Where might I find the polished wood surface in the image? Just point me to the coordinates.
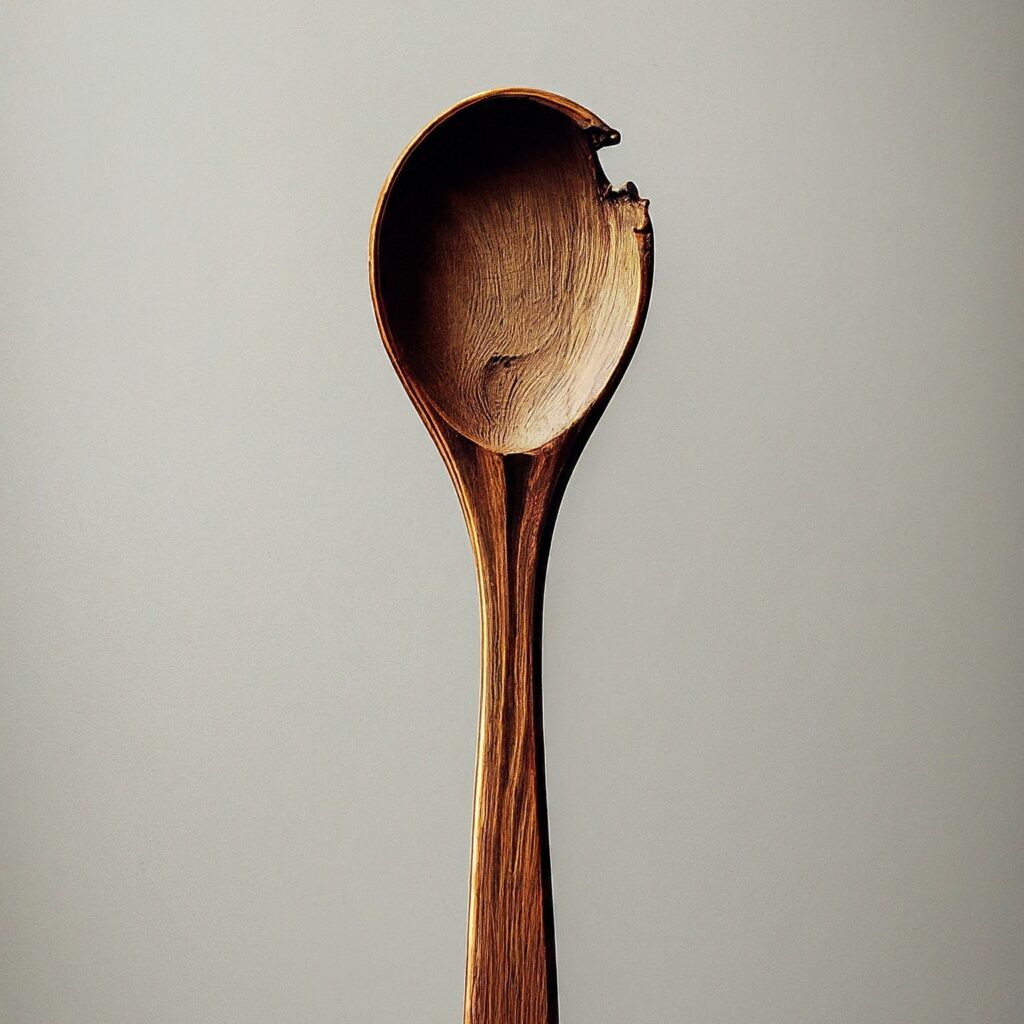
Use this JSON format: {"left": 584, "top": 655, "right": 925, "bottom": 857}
{"left": 370, "top": 88, "right": 653, "bottom": 1024}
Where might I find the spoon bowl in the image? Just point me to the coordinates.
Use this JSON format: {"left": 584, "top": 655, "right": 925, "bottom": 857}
{"left": 372, "top": 89, "right": 651, "bottom": 453}
{"left": 370, "top": 88, "right": 653, "bottom": 1024}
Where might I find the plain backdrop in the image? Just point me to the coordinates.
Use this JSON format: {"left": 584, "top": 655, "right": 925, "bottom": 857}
{"left": 2, "top": 3, "right": 1022, "bottom": 1023}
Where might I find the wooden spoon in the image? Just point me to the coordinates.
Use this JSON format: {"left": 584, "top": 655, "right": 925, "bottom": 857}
{"left": 369, "top": 87, "right": 653, "bottom": 1024}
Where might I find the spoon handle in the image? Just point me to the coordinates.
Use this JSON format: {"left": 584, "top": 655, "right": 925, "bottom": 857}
{"left": 455, "top": 445, "right": 569, "bottom": 1024}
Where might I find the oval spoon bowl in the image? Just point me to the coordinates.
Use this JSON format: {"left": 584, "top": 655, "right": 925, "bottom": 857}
{"left": 371, "top": 88, "right": 652, "bottom": 454}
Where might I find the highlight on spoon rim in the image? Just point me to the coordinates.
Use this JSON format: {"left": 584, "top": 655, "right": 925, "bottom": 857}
{"left": 369, "top": 86, "right": 654, "bottom": 455}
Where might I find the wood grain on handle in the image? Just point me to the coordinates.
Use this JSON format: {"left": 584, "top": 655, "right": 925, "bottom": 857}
{"left": 457, "top": 447, "right": 567, "bottom": 1024}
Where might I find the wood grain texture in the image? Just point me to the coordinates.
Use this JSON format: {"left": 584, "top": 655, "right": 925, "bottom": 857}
{"left": 370, "top": 88, "right": 653, "bottom": 1024}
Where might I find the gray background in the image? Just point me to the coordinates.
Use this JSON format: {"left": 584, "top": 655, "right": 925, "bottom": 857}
{"left": 2, "top": 3, "right": 1022, "bottom": 1022}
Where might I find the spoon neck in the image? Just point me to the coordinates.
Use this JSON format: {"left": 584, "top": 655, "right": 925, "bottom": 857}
{"left": 470, "top": 451, "right": 558, "bottom": 603}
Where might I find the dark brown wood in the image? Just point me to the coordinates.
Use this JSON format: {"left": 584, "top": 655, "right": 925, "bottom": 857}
{"left": 369, "top": 88, "right": 653, "bottom": 1024}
